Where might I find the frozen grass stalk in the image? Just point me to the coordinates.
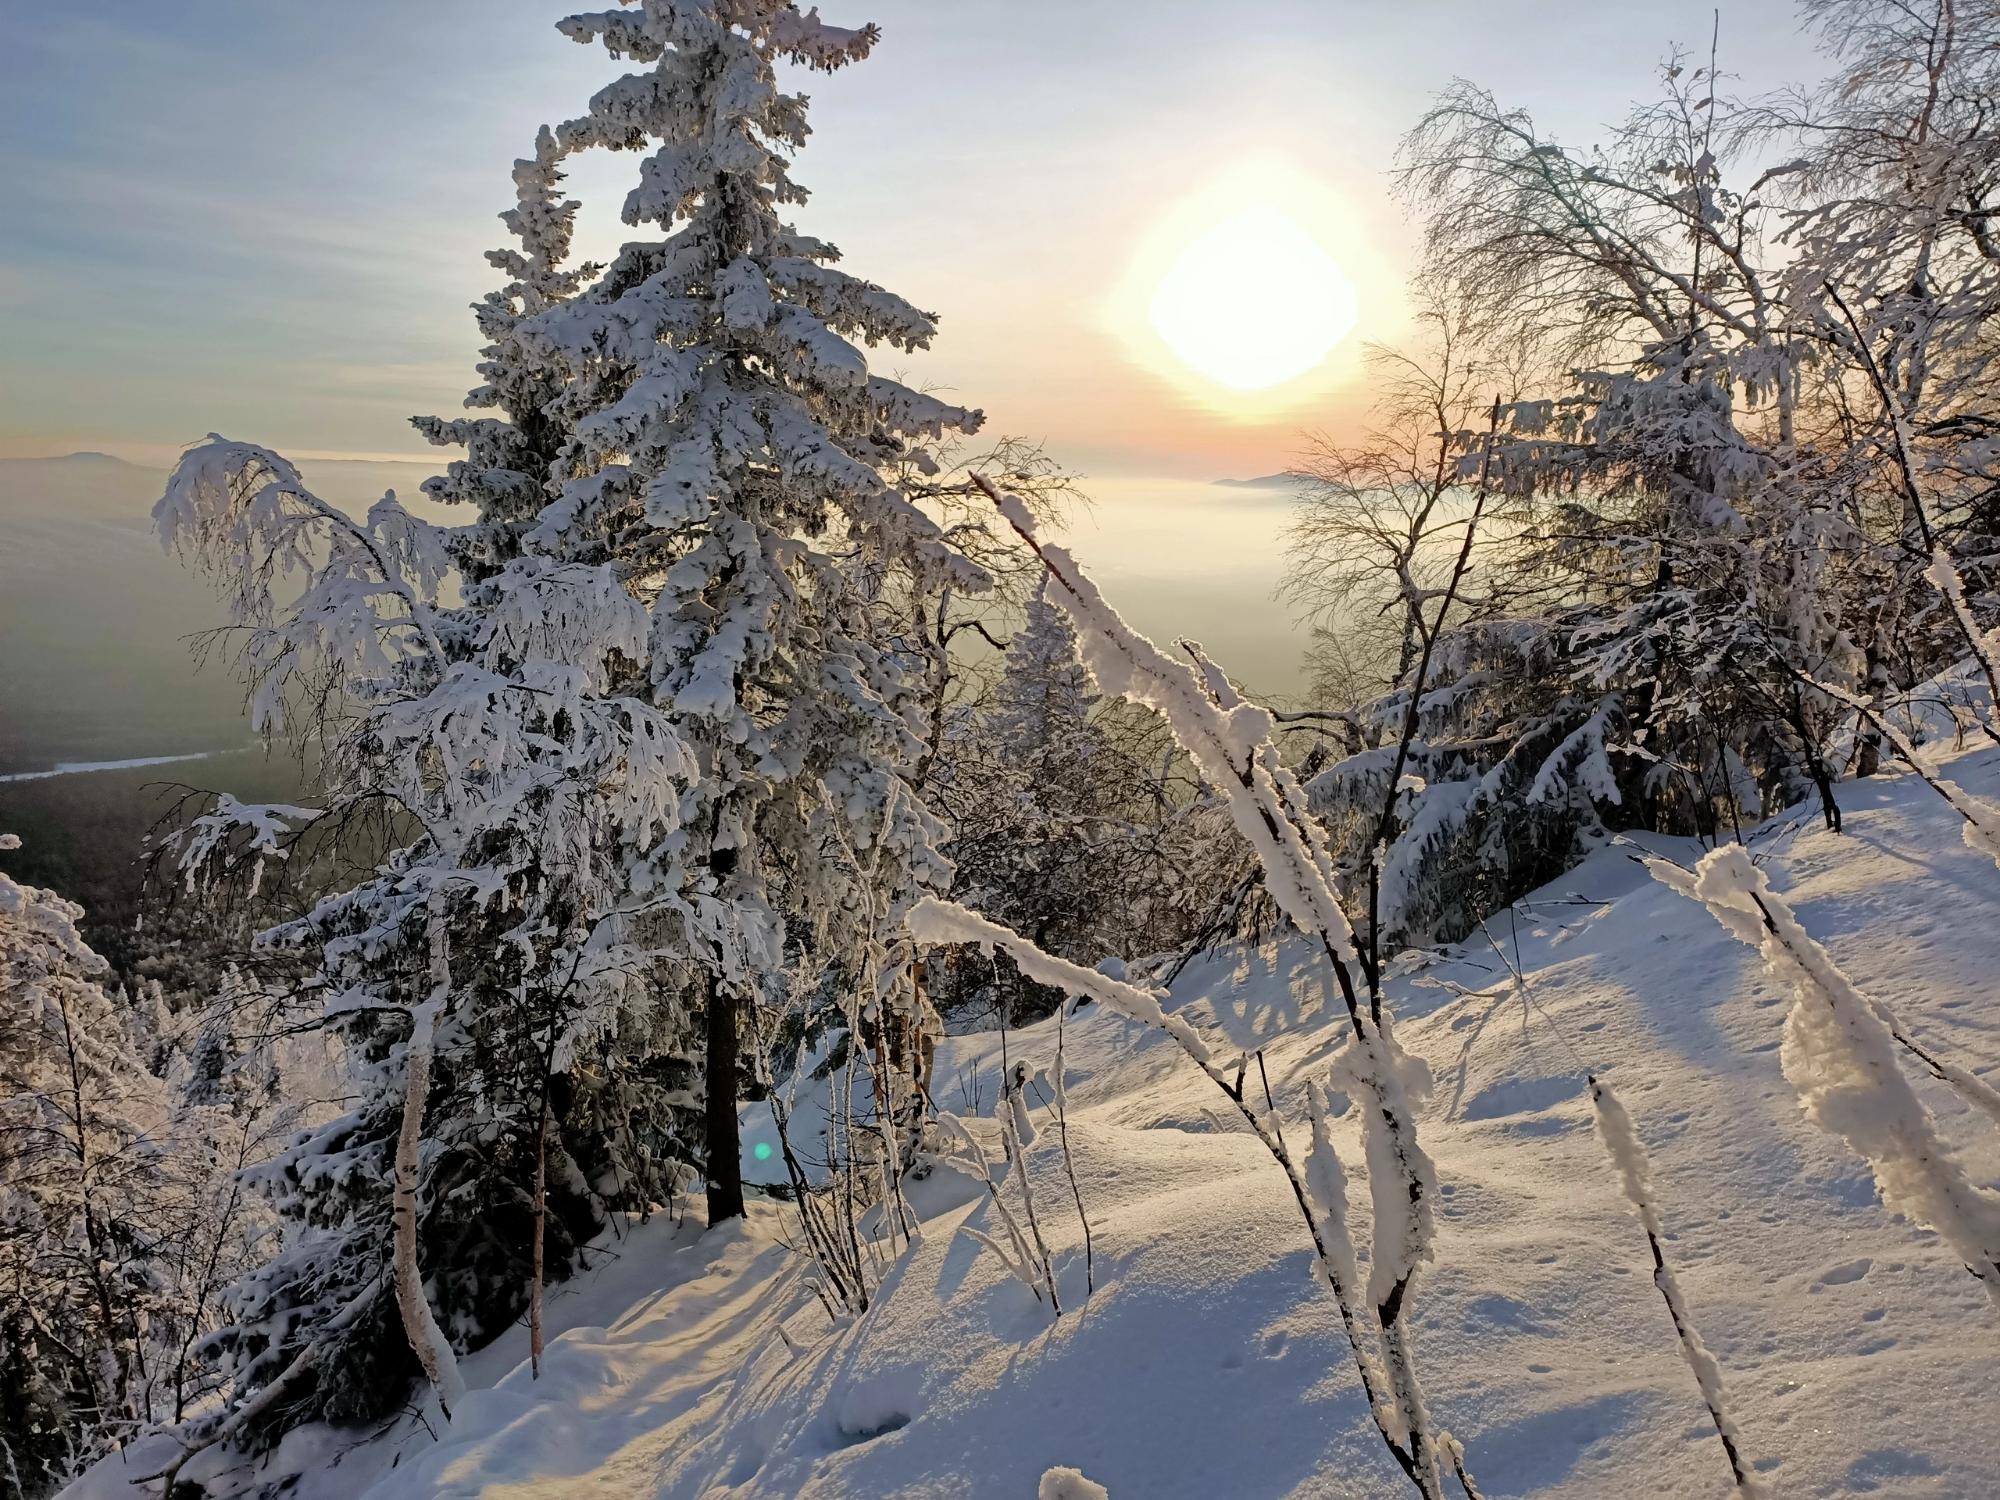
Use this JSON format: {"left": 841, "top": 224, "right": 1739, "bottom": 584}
{"left": 1652, "top": 845, "right": 2000, "bottom": 1304}
{"left": 1590, "top": 1077, "right": 1768, "bottom": 1499}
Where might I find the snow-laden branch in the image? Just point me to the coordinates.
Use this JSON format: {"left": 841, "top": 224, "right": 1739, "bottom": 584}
{"left": 971, "top": 475, "right": 1457, "bottom": 1495}
{"left": 1651, "top": 846, "right": 2000, "bottom": 1305}
{"left": 1591, "top": 1077, "right": 1768, "bottom": 1498}
{"left": 1800, "top": 674, "right": 2000, "bottom": 869}
{"left": 156, "top": 437, "right": 452, "bottom": 732}
{"left": 908, "top": 896, "right": 1431, "bottom": 1487}
{"left": 907, "top": 898, "right": 1210, "bottom": 1060}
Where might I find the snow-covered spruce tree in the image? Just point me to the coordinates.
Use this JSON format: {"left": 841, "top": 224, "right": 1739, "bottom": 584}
{"left": 146, "top": 126, "right": 705, "bottom": 1460}
{"left": 414, "top": 123, "right": 595, "bottom": 590}
{"left": 528, "top": 0, "right": 992, "bottom": 1222}
{"left": 0, "top": 836, "right": 173, "bottom": 1496}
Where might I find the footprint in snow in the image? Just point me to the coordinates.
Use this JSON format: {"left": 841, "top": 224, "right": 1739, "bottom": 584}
{"left": 1459, "top": 1074, "right": 1585, "bottom": 1123}
{"left": 1815, "top": 1256, "right": 1872, "bottom": 1288}
{"left": 1845, "top": 1448, "right": 1942, "bottom": 1491}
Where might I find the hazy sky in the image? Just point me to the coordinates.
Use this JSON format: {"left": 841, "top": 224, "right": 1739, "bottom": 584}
{"left": 1, "top": 2, "right": 1824, "bottom": 481}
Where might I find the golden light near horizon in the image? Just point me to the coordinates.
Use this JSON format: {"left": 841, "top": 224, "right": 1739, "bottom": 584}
{"left": 1148, "top": 206, "right": 1359, "bottom": 393}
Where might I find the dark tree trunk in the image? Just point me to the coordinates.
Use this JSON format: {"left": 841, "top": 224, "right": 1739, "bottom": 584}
{"left": 704, "top": 974, "right": 745, "bottom": 1224}
{"left": 1854, "top": 643, "right": 1887, "bottom": 778}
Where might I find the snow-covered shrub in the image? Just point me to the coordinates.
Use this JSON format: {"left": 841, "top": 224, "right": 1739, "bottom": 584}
{"left": 0, "top": 840, "right": 172, "bottom": 1494}
{"left": 1322, "top": 4, "right": 2000, "bottom": 946}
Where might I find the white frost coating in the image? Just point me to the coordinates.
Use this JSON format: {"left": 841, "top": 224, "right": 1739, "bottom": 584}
{"left": 1924, "top": 548, "right": 2000, "bottom": 730}
{"left": 1808, "top": 673, "right": 2000, "bottom": 868}
{"left": 1302, "top": 1085, "right": 1365, "bottom": 1299}
{"left": 1653, "top": 846, "right": 2000, "bottom": 1303}
{"left": 1329, "top": 1021, "right": 1439, "bottom": 1308}
{"left": 1305, "top": 1082, "right": 1401, "bottom": 1441}
{"left": 1007, "top": 1069, "right": 1039, "bottom": 1149}
{"left": 993, "top": 489, "right": 1040, "bottom": 540}
{"left": 1591, "top": 1078, "right": 1768, "bottom": 1498}
{"left": 1038, "top": 1467, "right": 1109, "bottom": 1500}
{"left": 906, "top": 897, "right": 1213, "bottom": 1064}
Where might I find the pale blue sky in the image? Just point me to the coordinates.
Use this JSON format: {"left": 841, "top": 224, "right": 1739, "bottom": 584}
{"left": 1, "top": 2, "right": 1821, "bottom": 478}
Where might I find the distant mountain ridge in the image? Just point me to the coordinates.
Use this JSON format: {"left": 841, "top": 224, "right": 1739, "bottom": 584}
{"left": 1212, "top": 472, "right": 1303, "bottom": 491}
{"left": 0, "top": 450, "right": 152, "bottom": 469}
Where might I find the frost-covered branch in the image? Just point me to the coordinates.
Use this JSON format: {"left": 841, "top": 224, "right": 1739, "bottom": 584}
{"left": 1590, "top": 1078, "right": 1768, "bottom": 1498}
{"left": 969, "top": 478, "right": 1460, "bottom": 1495}
{"left": 155, "top": 437, "right": 451, "bottom": 733}
{"left": 1802, "top": 673, "right": 2000, "bottom": 869}
{"left": 1651, "top": 846, "right": 2000, "bottom": 1304}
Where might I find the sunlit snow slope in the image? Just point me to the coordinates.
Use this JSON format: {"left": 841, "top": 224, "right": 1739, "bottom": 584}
{"left": 77, "top": 747, "right": 2000, "bottom": 1500}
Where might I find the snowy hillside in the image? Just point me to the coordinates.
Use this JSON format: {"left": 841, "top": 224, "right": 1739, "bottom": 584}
{"left": 75, "top": 746, "right": 2000, "bottom": 1500}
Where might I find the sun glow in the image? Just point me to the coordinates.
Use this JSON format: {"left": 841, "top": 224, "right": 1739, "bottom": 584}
{"left": 1105, "top": 161, "right": 1395, "bottom": 424}
{"left": 1148, "top": 206, "right": 1358, "bottom": 392}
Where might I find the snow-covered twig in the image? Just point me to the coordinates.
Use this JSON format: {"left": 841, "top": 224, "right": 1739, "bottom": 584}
{"left": 1053, "top": 1001, "right": 1095, "bottom": 1298}
{"left": 1803, "top": 673, "right": 2000, "bottom": 870}
{"left": 1002, "top": 1064, "right": 1060, "bottom": 1313}
{"left": 1590, "top": 1077, "right": 1768, "bottom": 1498}
{"left": 970, "top": 477, "right": 1458, "bottom": 1497}
{"left": 1651, "top": 846, "right": 2000, "bottom": 1305}
{"left": 931, "top": 1111, "right": 1058, "bottom": 1312}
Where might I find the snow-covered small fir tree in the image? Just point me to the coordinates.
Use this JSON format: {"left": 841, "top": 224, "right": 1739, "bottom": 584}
{"left": 149, "top": 0, "right": 1003, "bottom": 1456}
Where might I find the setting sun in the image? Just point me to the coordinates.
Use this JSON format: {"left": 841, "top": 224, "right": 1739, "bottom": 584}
{"left": 1148, "top": 205, "right": 1358, "bottom": 392}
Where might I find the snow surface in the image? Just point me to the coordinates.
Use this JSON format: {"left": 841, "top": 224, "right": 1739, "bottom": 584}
{"left": 70, "top": 748, "right": 2000, "bottom": 1499}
